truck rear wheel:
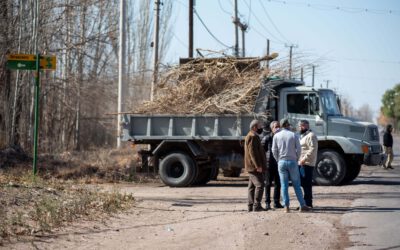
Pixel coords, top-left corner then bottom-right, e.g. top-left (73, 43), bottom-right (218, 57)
top-left (193, 167), bottom-right (213, 185)
top-left (159, 152), bottom-right (197, 187)
top-left (314, 150), bottom-right (346, 186)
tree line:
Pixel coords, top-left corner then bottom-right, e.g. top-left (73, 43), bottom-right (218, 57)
top-left (381, 83), bottom-right (400, 129)
top-left (0, 0), bottom-right (174, 153)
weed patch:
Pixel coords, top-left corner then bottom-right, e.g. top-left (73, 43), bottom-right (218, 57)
top-left (0, 173), bottom-right (134, 244)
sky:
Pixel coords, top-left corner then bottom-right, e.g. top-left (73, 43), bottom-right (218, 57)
top-left (164, 0), bottom-right (400, 121)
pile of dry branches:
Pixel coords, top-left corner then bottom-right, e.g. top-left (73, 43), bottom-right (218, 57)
top-left (133, 55), bottom-right (284, 114)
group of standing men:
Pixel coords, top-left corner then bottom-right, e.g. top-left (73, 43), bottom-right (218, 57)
top-left (244, 118), bottom-right (318, 213)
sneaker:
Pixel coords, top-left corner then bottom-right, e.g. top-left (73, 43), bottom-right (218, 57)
top-left (300, 206), bottom-right (312, 212)
top-left (284, 207), bottom-right (290, 213)
top-left (273, 203), bottom-right (284, 209)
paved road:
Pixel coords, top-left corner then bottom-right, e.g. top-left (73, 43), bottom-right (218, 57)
top-left (343, 135), bottom-right (400, 250)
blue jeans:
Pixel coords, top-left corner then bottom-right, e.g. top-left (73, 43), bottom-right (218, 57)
top-left (278, 160), bottom-right (306, 208)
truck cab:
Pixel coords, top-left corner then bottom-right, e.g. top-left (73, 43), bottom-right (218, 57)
top-left (258, 79), bottom-right (383, 185)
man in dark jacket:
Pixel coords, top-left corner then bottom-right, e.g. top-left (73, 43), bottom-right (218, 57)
top-left (383, 124), bottom-right (394, 169)
top-left (262, 121), bottom-right (283, 210)
top-left (245, 119), bottom-right (267, 212)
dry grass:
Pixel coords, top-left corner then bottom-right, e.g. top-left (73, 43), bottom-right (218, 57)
top-left (0, 145), bottom-right (158, 184)
top-left (0, 172), bottom-right (134, 244)
top-left (133, 55), bottom-right (280, 114)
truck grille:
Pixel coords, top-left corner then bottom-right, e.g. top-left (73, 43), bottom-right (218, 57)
top-left (370, 145), bottom-right (382, 153)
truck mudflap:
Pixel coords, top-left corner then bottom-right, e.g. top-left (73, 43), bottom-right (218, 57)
top-left (364, 153), bottom-right (386, 166)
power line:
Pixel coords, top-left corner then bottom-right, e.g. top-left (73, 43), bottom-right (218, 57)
top-left (258, 0), bottom-right (291, 43)
top-left (194, 9), bottom-right (232, 49)
top-left (247, 0), bottom-right (252, 26)
top-left (329, 57), bottom-right (400, 65)
top-left (217, 0), bottom-right (231, 15)
top-left (266, 0), bottom-right (400, 16)
top-left (242, 0), bottom-right (287, 44)
top-left (171, 31), bottom-right (188, 48)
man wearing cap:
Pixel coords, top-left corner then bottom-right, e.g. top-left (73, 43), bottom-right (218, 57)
top-left (298, 119), bottom-right (318, 208)
top-left (272, 118), bottom-right (311, 213)
top-left (245, 119), bottom-right (267, 212)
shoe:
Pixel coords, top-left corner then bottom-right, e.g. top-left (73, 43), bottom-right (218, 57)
top-left (284, 207), bottom-right (290, 213)
top-left (265, 204), bottom-right (271, 210)
top-left (273, 203), bottom-right (284, 209)
top-left (253, 206), bottom-right (266, 212)
top-left (388, 166), bottom-right (394, 169)
top-left (248, 205), bottom-right (253, 212)
top-left (300, 206), bottom-right (312, 212)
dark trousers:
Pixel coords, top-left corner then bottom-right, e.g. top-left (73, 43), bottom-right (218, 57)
top-left (300, 165), bottom-right (314, 207)
top-left (265, 164), bottom-right (281, 205)
top-left (248, 172), bottom-right (265, 208)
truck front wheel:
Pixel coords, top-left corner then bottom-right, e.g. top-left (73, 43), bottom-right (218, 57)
top-left (159, 152), bottom-right (197, 187)
top-left (314, 150), bottom-right (346, 186)
top-left (341, 162), bottom-right (361, 184)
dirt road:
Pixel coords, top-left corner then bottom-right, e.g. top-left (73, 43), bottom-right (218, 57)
top-left (6, 140), bottom-right (400, 250)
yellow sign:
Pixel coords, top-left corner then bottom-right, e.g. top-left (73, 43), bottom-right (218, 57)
top-left (8, 54), bottom-right (36, 61)
top-left (40, 56), bottom-right (56, 70)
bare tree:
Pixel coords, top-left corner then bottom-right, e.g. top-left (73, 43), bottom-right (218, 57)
top-left (0, 0), bottom-right (175, 152)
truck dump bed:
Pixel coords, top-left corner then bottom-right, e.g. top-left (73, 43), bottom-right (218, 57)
top-left (121, 114), bottom-right (259, 143)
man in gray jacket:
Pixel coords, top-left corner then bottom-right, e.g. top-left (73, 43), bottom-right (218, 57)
top-left (272, 118), bottom-right (311, 213)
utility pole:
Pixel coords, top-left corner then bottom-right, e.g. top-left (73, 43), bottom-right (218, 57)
top-left (266, 39), bottom-right (270, 69)
top-left (233, 0), bottom-right (239, 57)
top-left (189, 0), bottom-right (194, 58)
top-left (311, 64), bottom-right (316, 87)
top-left (285, 44), bottom-right (298, 79)
top-left (324, 79), bottom-right (330, 88)
top-left (236, 20), bottom-right (248, 57)
top-left (151, 0), bottom-right (161, 101)
top-left (300, 67), bottom-right (304, 81)
top-left (117, 0), bottom-right (126, 148)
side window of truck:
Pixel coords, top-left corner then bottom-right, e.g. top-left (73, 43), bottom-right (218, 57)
top-left (287, 94), bottom-right (308, 114)
top-left (309, 93), bottom-right (320, 115)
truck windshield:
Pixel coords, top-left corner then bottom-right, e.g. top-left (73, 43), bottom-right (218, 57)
top-left (319, 90), bottom-right (342, 116)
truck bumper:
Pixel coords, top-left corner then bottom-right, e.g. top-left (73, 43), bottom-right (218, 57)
top-left (363, 153), bottom-right (385, 166)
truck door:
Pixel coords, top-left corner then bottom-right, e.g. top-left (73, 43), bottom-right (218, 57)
top-left (285, 92), bottom-right (325, 136)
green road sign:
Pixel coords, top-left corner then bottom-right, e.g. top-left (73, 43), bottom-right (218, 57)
top-left (6, 60), bottom-right (37, 70)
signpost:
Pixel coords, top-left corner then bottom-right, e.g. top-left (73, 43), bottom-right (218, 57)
top-left (6, 53), bottom-right (56, 175)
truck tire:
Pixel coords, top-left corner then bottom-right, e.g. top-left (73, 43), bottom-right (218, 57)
top-left (314, 150), bottom-right (346, 186)
top-left (210, 166), bottom-right (219, 180)
top-left (341, 163), bottom-right (361, 184)
top-left (159, 152), bottom-right (197, 187)
top-left (192, 167), bottom-right (213, 185)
